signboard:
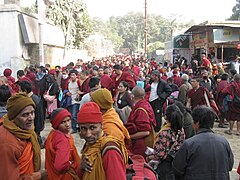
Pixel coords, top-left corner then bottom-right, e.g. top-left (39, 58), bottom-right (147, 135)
top-left (213, 29), bottom-right (239, 43)
top-left (173, 35), bottom-right (189, 49)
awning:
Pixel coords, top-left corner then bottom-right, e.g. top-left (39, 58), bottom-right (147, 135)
top-left (185, 21), bottom-right (240, 34)
top-left (18, 13), bottom-right (65, 47)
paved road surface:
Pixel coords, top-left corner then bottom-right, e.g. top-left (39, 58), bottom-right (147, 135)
top-left (41, 120), bottom-right (240, 180)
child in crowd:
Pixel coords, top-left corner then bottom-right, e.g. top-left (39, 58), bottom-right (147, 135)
top-left (45, 108), bottom-right (80, 179)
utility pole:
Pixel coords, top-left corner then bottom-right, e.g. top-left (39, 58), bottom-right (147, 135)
top-left (144, 0), bottom-right (147, 56)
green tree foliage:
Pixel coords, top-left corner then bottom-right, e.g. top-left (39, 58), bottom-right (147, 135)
top-left (103, 12), bottom-right (192, 53)
top-left (229, 0), bottom-right (240, 20)
top-left (147, 41), bottom-right (164, 53)
top-left (46, 0), bottom-right (92, 49)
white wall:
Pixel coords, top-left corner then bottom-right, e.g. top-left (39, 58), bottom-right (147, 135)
top-left (0, 9), bottom-right (27, 77)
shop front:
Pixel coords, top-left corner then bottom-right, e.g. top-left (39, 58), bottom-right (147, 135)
top-left (185, 21), bottom-right (240, 63)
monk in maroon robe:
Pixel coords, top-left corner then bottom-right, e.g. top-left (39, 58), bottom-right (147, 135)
top-left (215, 74), bottom-right (230, 111)
top-left (3, 68), bottom-right (15, 85)
top-left (79, 70), bottom-right (90, 97)
top-left (215, 75), bottom-right (230, 128)
top-left (125, 86), bottom-right (156, 157)
top-left (222, 74), bottom-right (240, 135)
top-left (98, 67), bottom-right (114, 93)
top-left (112, 64), bottom-right (136, 95)
top-left (172, 70), bottom-right (182, 87)
top-left (187, 77), bottom-right (219, 115)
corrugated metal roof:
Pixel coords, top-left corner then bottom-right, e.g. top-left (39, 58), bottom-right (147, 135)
top-left (185, 20), bottom-right (240, 33)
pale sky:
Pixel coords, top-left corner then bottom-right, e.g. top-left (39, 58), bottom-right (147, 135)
top-left (83, 0), bottom-right (236, 23)
top-left (18, 0), bottom-right (236, 24)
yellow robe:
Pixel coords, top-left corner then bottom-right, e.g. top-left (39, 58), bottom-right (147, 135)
top-left (102, 108), bottom-right (130, 143)
top-left (81, 133), bottom-right (128, 180)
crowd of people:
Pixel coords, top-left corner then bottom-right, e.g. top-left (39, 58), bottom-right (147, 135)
top-left (0, 52), bottom-right (239, 179)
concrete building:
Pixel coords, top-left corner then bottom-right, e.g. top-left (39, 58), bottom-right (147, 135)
top-left (0, 0), bottom-right (65, 77)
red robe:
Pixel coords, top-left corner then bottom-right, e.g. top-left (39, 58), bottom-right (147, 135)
top-left (215, 80), bottom-right (230, 110)
top-left (188, 86), bottom-right (213, 110)
top-left (78, 149), bottom-right (125, 180)
top-left (6, 76), bottom-right (15, 84)
top-left (61, 78), bottom-right (70, 91)
top-left (26, 72), bottom-right (36, 82)
top-left (103, 150), bottom-right (126, 180)
top-left (79, 78), bottom-right (90, 95)
top-left (45, 130), bottom-right (80, 180)
top-left (172, 75), bottom-right (182, 87)
top-left (100, 74), bottom-right (114, 92)
top-left (201, 58), bottom-right (211, 70)
top-left (161, 75), bottom-right (168, 81)
top-left (132, 66), bottom-right (140, 76)
top-left (222, 81), bottom-right (240, 114)
top-left (12, 76), bottom-right (32, 93)
top-left (113, 72), bottom-right (136, 91)
top-left (125, 99), bottom-right (156, 157)
top-left (144, 84), bottom-right (151, 101)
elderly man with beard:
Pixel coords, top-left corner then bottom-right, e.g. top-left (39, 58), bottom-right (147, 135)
top-left (0, 92), bottom-right (47, 179)
top-left (77, 102), bottom-right (128, 180)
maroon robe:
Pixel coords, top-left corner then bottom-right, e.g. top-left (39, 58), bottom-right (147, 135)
top-left (125, 99), bottom-right (156, 157)
top-left (222, 81), bottom-right (240, 114)
top-left (188, 86), bottom-right (213, 110)
top-left (3, 68), bottom-right (15, 84)
top-left (61, 77), bottom-right (70, 91)
top-left (12, 76), bottom-right (32, 93)
top-left (113, 72), bottom-right (136, 91)
top-left (6, 76), bottom-right (15, 84)
top-left (215, 80), bottom-right (230, 110)
top-left (100, 74), bottom-right (114, 92)
top-left (79, 78), bottom-right (90, 96)
top-left (161, 75), bottom-right (168, 81)
top-left (132, 66), bottom-right (140, 76)
top-left (25, 72), bottom-right (36, 82)
top-left (172, 75), bottom-right (182, 87)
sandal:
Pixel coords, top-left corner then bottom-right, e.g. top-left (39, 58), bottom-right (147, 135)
top-left (224, 130), bottom-right (233, 135)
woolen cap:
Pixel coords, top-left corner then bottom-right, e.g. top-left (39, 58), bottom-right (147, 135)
top-left (78, 102), bottom-right (102, 124)
top-left (50, 108), bottom-right (71, 129)
top-left (3, 68), bottom-right (12, 77)
top-left (7, 92), bottom-right (36, 120)
top-left (91, 88), bottom-right (114, 110)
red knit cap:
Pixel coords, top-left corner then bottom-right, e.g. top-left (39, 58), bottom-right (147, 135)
top-left (51, 108), bottom-right (72, 129)
top-left (78, 102), bottom-right (102, 124)
top-left (3, 68), bottom-right (12, 77)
